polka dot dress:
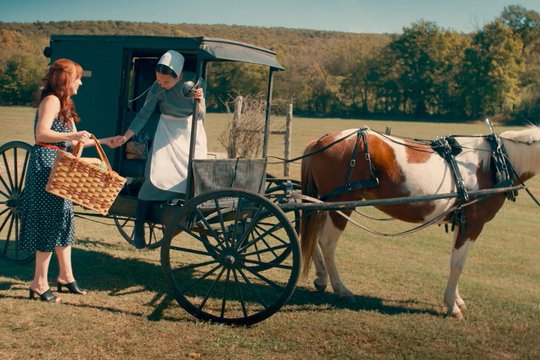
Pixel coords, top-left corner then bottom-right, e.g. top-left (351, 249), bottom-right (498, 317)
top-left (19, 113), bottom-right (75, 253)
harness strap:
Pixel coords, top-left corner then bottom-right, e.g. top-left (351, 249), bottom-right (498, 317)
top-left (451, 207), bottom-right (467, 240)
top-left (430, 136), bottom-right (471, 237)
top-left (320, 129), bottom-right (379, 201)
top-left (432, 136), bottom-right (469, 202)
top-left (346, 130), bottom-right (362, 185)
top-left (485, 134), bottom-right (518, 201)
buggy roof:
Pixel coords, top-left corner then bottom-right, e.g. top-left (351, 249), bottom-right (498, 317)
top-left (49, 35), bottom-right (285, 70)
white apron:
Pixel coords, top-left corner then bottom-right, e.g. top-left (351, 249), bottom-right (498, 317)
top-left (149, 113), bottom-right (207, 194)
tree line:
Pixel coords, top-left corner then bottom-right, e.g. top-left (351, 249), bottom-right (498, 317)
top-left (1, 5), bottom-right (539, 123)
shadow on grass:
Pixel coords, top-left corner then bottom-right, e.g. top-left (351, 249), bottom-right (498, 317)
top-left (0, 241), bottom-right (439, 322)
top-left (286, 288), bottom-right (439, 316)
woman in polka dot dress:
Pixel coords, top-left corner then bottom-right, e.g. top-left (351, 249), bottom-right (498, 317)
top-left (20, 58), bottom-right (117, 303)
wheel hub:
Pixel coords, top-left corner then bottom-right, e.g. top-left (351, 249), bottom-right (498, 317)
top-left (224, 255), bottom-right (235, 265)
top-left (220, 249), bottom-right (243, 269)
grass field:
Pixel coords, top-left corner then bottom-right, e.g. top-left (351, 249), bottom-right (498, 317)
top-left (1, 106), bottom-right (539, 359)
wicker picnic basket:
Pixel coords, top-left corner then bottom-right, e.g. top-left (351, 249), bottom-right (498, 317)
top-left (46, 136), bottom-right (126, 215)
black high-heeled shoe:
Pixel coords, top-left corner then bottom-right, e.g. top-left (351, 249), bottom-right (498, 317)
top-left (29, 288), bottom-right (61, 302)
top-left (57, 281), bottom-right (87, 295)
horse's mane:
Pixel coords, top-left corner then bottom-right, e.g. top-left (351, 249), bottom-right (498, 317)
top-left (500, 125), bottom-right (540, 143)
top-left (499, 125), bottom-right (540, 176)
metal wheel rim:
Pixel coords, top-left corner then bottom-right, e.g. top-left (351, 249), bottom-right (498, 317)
top-left (112, 215), bottom-right (165, 249)
top-left (0, 141), bottom-right (34, 264)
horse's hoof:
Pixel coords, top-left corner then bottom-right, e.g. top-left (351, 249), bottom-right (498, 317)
top-left (313, 280), bottom-right (327, 293)
top-left (445, 309), bottom-right (464, 320)
top-left (338, 294), bottom-right (356, 305)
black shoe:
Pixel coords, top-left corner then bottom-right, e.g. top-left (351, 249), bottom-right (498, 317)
top-left (29, 288), bottom-right (61, 302)
top-left (133, 218), bottom-right (146, 249)
top-left (133, 233), bottom-right (146, 249)
top-left (57, 281), bottom-right (87, 295)
top-left (133, 200), bottom-right (150, 249)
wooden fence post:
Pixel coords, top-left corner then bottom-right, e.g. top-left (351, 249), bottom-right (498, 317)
top-left (230, 96), bottom-right (243, 158)
top-left (284, 103), bottom-right (293, 177)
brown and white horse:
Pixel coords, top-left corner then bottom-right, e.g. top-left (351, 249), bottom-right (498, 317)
top-left (300, 126), bottom-right (540, 319)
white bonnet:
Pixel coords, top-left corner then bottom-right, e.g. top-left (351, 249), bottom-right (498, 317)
top-left (157, 50), bottom-right (184, 76)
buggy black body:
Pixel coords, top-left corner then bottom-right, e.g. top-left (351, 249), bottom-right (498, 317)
top-left (42, 35), bottom-right (284, 180)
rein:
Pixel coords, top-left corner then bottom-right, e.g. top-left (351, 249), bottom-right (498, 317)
top-left (294, 192), bottom-right (487, 237)
top-left (268, 129), bottom-right (363, 164)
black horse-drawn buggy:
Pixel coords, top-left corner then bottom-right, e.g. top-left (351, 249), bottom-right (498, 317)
top-left (0, 35), bottom-right (302, 325)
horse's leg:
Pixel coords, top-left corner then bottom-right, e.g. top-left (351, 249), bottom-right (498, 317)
top-left (455, 284), bottom-right (467, 311)
top-left (312, 242), bottom-right (328, 293)
top-left (318, 213), bottom-right (354, 301)
top-left (444, 226), bottom-right (474, 319)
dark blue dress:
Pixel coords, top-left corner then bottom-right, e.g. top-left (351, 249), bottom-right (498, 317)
top-left (19, 113), bottom-right (75, 253)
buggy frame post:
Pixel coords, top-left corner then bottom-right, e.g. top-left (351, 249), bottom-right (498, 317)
top-left (184, 60), bottom-right (205, 202)
top-left (262, 68), bottom-right (275, 158)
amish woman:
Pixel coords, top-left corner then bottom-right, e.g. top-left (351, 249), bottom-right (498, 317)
top-left (20, 58), bottom-right (117, 302)
top-left (115, 50), bottom-right (207, 249)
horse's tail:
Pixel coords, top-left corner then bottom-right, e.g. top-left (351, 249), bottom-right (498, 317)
top-left (300, 145), bottom-right (325, 278)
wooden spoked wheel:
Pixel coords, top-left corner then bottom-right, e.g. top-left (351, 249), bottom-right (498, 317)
top-left (264, 178), bottom-right (301, 234)
top-left (161, 189), bottom-right (300, 325)
top-left (0, 141), bottom-right (34, 264)
top-left (112, 215), bottom-right (165, 249)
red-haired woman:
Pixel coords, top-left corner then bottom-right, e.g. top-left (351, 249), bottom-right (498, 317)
top-left (20, 58), bottom-right (117, 302)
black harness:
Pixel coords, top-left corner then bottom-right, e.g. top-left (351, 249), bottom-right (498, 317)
top-left (430, 136), bottom-right (469, 236)
top-left (485, 134), bottom-right (518, 201)
top-left (431, 132), bottom-right (518, 236)
top-left (320, 129), bottom-right (379, 201)
top-left (317, 128), bottom-right (517, 219)
top-left (431, 136), bottom-right (469, 202)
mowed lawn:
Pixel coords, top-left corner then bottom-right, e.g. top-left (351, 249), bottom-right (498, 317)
top-left (1, 106), bottom-right (539, 359)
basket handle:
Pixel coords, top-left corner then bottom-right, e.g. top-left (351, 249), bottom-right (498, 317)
top-left (74, 136), bottom-right (114, 174)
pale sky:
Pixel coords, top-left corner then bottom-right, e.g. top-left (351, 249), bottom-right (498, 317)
top-left (1, 0), bottom-right (539, 34)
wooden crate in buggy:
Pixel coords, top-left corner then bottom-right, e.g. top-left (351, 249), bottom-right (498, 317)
top-left (190, 158), bottom-right (267, 218)
top-left (192, 158), bottom-right (267, 196)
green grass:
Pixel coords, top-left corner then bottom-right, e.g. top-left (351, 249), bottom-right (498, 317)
top-left (1, 106), bottom-right (539, 359)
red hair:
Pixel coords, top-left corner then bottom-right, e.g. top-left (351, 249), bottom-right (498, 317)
top-left (40, 58), bottom-right (83, 123)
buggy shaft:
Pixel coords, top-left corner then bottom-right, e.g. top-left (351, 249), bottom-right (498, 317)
top-left (280, 184), bottom-right (526, 212)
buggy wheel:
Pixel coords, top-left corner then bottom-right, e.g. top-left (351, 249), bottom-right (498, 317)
top-left (0, 141), bottom-right (34, 264)
top-left (161, 189), bottom-right (300, 325)
top-left (112, 215), bottom-right (165, 249)
top-left (265, 178), bottom-right (301, 234)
